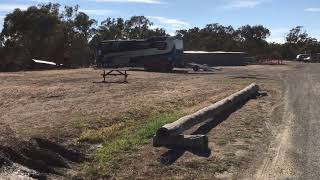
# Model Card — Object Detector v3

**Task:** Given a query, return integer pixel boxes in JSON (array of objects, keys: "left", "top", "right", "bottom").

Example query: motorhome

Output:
[{"left": 96, "top": 36, "right": 184, "bottom": 71}]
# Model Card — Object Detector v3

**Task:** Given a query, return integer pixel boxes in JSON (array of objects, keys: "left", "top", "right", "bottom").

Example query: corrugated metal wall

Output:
[{"left": 183, "top": 52, "right": 250, "bottom": 66}]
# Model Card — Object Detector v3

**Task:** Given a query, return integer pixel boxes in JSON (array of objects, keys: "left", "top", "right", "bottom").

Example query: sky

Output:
[{"left": 0, "top": 0, "right": 320, "bottom": 43}]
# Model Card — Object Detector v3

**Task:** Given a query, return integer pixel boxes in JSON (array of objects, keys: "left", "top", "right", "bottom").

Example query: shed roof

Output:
[{"left": 184, "top": 51, "right": 247, "bottom": 54}]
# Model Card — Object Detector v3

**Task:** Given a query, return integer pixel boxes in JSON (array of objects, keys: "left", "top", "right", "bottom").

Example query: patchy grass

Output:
[
  {"left": 102, "top": 79, "right": 285, "bottom": 180},
  {"left": 0, "top": 64, "right": 291, "bottom": 179},
  {"left": 78, "top": 123, "right": 126, "bottom": 143},
  {"left": 77, "top": 72, "right": 286, "bottom": 179},
  {"left": 82, "top": 111, "right": 183, "bottom": 178}
]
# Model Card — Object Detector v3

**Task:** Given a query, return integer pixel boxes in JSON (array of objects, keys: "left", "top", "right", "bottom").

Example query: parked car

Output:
[{"left": 296, "top": 54, "right": 312, "bottom": 63}]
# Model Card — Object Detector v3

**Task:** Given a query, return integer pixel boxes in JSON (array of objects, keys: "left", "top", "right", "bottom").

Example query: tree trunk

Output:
[{"left": 156, "top": 83, "right": 259, "bottom": 137}]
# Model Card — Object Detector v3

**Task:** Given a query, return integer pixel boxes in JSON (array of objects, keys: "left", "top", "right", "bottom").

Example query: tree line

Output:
[
  {"left": 0, "top": 3, "right": 319, "bottom": 71},
  {"left": 0, "top": 3, "right": 166, "bottom": 71},
  {"left": 177, "top": 25, "right": 320, "bottom": 60}
]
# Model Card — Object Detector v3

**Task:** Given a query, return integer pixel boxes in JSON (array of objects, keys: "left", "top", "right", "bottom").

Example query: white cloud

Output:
[
  {"left": 223, "top": 0, "right": 269, "bottom": 9},
  {"left": 147, "top": 16, "right": 189, "bottom": 36},
  {"left": 95, "top": 0, "right": 165, "bottom": 4},
  {"left": 305, "top": 8, "right": 320, "bottom": 12},
  {"left": 79, "top": 9, "right": 113, "bottom": 16},
  {"left": 267, "top": 37, "right": 285, "bottom": 43},
  {"left": 271, "top": 27, "right": 290, "bottom": 35},
  {"left": 0, "top": 4, "right": 29, "bottom": 12},
  {"left": 147, "top": 16, "right": 189, "bottom": 29},
  {"left": 267, "top": 27, "right": 289, "bottom": 43},
  {"left": 0, "top": 15, "right": 4, "bottom": 26},
  {"left": 149, "top": 24, "right": 161, "bottom": 29}
]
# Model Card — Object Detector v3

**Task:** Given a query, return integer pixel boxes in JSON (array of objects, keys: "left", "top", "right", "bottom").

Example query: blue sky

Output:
[{"left": 0, "top": 0, "right": 320, "bottom": 43}]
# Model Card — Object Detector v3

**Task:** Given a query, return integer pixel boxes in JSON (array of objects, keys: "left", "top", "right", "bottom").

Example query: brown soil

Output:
[
  {"left": 110, "top": 79, "right": 284, "bottom": 179},
  {"left": 0, "top": 64, "right": 290, "bottom": 179},
  {"left": 0, "top": 123, "right": 84, "bottom": 179}
]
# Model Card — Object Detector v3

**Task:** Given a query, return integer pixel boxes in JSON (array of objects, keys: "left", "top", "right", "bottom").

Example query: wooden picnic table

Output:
[{"left": 101, "top": 68, "right": 129, "bottom": 83}]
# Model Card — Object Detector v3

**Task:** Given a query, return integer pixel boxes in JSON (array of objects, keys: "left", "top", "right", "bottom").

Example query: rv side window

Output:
[
  {"left": 100, "top": 42, "right": 113, "bottom": 54},
  {"left": 112, "top": 42, "right": 120, "bottom": 52},
  {"left": 152, "top": 41, "right": 167, "bottom": 50}
]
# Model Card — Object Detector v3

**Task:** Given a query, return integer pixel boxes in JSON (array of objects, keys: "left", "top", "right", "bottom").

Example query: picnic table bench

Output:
[{"left": 101, "top": 68, "right": 129, "bottom": 83}]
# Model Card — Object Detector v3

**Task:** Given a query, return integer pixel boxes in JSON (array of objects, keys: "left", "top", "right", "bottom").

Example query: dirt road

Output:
[{"left": 257, "top": 63, "right": 320, "bottom": 179}]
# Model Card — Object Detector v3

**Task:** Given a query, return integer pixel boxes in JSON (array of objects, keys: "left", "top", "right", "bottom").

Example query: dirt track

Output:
[{"left": 256, "top": 63, "right": 320, "bottom": 179}]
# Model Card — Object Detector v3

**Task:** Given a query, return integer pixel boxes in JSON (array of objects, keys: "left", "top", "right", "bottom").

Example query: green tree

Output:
[
  {"left": 95, "top": 16, "right": 167, "bottom": 41},
  {"left": 284, "top": 26, "right": 316, "bottom": 59},
  {"left": 0, "top": 3, "right": 97, "bottom": 69},
  {"left": 125, "top": 16, "right": 153, "bottom": 39},
  {"left": 176, "top": 27, "right": 204, "bottom": 50},
  {"left": 286, "top": 26, "right": 309, "bottom": 44},
  {"left": 1, "top": 3, "right": 61, "bottom": 69},
  {"left": 74, "top": 12, "right": 97, "bottom": 40},
  {"left": 237, "top": 25, "right": 270, "bottom": 55},
  {"left": 237, "top": 25, "right": 270, "bottom": 42},
  {"left": 200, "top": 23, "right": 237, "bottom": 51},
  {"left": 97, "top": 18, "right": 126, "bottom": 40}
]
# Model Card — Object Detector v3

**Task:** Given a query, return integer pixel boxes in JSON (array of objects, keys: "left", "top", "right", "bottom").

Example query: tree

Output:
[
  {"left": 58, "top": 5, "right": 97, "bottom": 66},
  {"left": 237, "top": 25, "right": 270, "bottom": 55},
  {"left": 200, "top": 23, "right": 237, "bottom": 51},
  {"left": 237, "top": 25, "right": 270, "bottom": 42},
  {"left": 176, "top": 27, "right": 204, "bottom": 50},
  {"left": 2, "top": 2, "right": 320, "bottom": 71},
  {"left": 125, "top": 16, "right": 153, "bottom": 39},
  {"left": 0, "top": 3, "right": 97, "bottom": 69},
  {"left": 97, "top": 18, "right": 126, "bottom": 40},
  {"left": 286, "top": 26, "right": 309, "bottom": 44},
  {"left": 0, "top": 3, "right": 61, "bottom": 69},
  {"left": 284, "top": 26, "right": 319, "bottom": 59},
  {"left": 74, "top": 12, "right": 97, "bottom": 40},
  {"left": 96, "top": 16, "right": 167, "bottom": 41}
]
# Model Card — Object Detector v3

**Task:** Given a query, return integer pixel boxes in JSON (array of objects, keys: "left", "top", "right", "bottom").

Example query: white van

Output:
[{"left": 296, "top": 54, "right": 311, "bottom": 62}]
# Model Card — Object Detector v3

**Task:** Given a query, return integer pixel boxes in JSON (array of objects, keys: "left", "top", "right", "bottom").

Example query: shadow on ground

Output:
[
  {"left": 158, "top": 97, "right": 255, "bottom": 165},
  {"left": 0, "top": 125, "right": 85, "bottom": 179},
  {"left": 93, "top": 81, "right": 129, "bottom": 84}
]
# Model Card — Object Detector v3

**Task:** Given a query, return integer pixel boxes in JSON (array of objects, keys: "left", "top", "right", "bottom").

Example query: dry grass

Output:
[
  {"left": 0, "top": 67, "right": 266, "bottom": 142},
  {"left": 107, "top": 76, "right": 285, "bottom": 179},
  {"left": 0, "top": 64, "right": 290, "bottom": 179}
]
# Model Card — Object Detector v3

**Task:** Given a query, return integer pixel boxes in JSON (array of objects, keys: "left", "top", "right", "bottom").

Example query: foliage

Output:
[
  {"left": 0, "top": 3, "right": 97, "bottom": 69},
  {"left": 94, "top": 16, "right": 167, "bottom": 41},
  {"left": 1, "top": 3, "right": 320, "bottom": 71},
  {"left": 177, "top": 24, "right": 271, "bottom": 56},
  {"left": 286, "top": 26, "right": 309, "bottom": 44},
  {"left": 177, "top": 24, "right": 320, "bottom": 60}
]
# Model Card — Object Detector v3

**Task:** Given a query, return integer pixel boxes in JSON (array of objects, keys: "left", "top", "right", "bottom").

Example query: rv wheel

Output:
[{"left": 193, "top": 66, "right": 199, "bottom": 72}]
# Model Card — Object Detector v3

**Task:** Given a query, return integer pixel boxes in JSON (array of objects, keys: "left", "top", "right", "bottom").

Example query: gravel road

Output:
[{"left": 257, "top": 63, "right": 320, "bottom": 179}]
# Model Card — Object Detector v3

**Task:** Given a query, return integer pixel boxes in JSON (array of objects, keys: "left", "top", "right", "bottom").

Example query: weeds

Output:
[
  {"left": 78, "top": 123, "right": 126, "bottom": 143},
  {"left": 83, "top": 111, "right": 183, "bottom": 177}
]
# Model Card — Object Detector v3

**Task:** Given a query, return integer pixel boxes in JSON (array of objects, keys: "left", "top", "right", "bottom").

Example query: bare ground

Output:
[
  {"left": 0, "top": 64, "right": 290, "bottom": 179},
  {"left": 253, "top": 63, "right": 320, "bottom": 180},
  {"left": 108, "top": 67, "right": 288, "bottom": 179}
]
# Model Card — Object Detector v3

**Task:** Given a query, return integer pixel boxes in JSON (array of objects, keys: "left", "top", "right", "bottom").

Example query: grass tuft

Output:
[
  {"left": 96, "top": 111, "right": 182, "bottom": 163},
  {"left": 78, "top": 123, "right": 126, "bottom": 143},
  {"left": 82, "top": 111, "right": 183, "bottom": 177}
]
